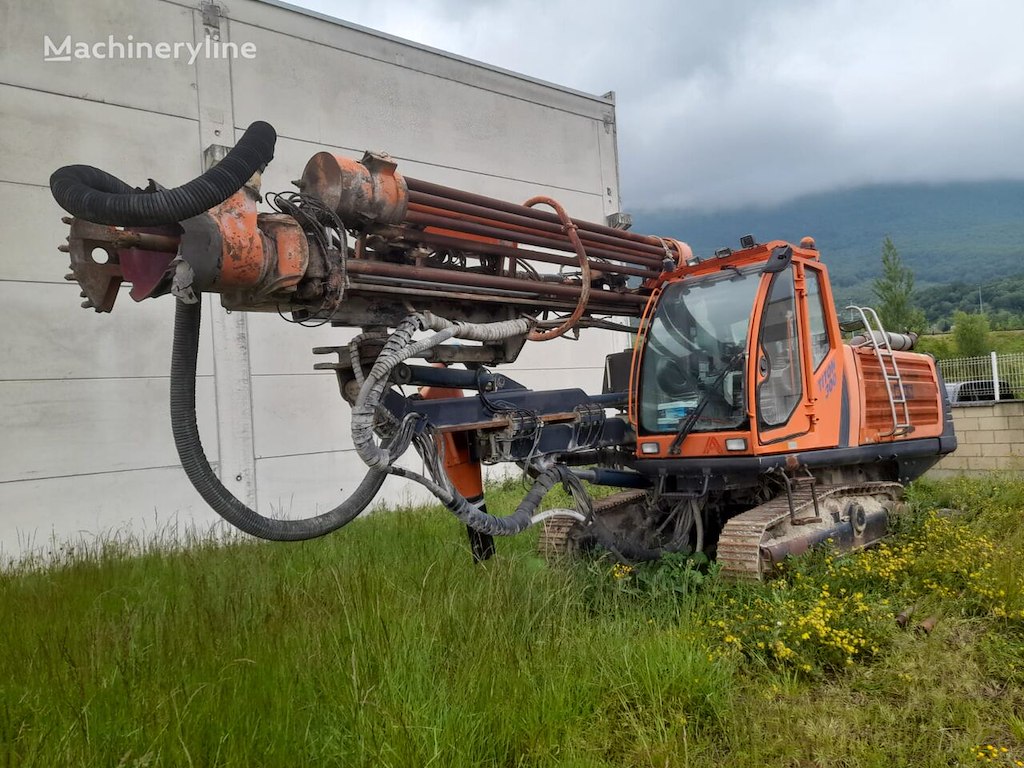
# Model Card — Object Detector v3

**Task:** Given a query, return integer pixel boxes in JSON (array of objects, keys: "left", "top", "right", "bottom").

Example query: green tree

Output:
[
  {"left": 872, "top": 237, "right": 926, "bottom": 333},
  {"left": 952, "top": 310, "right": 991, "bottom": 356},
  {"left": 915, "top": 335, "right": 955, "bottom": 360}
]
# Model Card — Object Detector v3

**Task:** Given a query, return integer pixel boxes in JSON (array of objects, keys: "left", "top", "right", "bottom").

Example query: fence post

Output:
[{"left": 991, "top": 351, "right": 1001, "bottom": 401}]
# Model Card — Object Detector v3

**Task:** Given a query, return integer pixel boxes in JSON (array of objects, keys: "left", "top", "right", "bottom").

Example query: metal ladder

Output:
[{"left": 846, "top": 305, "right": 912, "bottom": 437}]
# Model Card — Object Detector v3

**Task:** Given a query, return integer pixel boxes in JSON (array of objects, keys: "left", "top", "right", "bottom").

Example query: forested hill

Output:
[{"left": 631, "top": 180, "right": 1024, "bottom": 310}]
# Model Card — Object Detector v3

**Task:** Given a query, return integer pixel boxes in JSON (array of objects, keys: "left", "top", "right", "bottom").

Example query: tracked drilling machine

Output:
[{"left": 49, "top": 121, "right": 955, "bottom": 579}]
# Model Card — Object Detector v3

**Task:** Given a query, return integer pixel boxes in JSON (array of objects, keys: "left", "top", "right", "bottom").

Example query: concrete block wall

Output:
[{"left": 929, "top": 401, "right": 1024, "bottom": 477}]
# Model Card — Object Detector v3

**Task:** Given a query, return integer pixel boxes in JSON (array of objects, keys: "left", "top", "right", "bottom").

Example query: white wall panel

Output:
[
  {"left": 375, "top": 152, "right": 607, "bottom": 205},
  {"left": 251, "top": 373, "right": 350, "bottom": 459},
  {"left": 227, "top": 1, "right": 612, "bottom": 118},
  {"left": 0, "top": 465, "right": 226, "bottom": 561},
  {"left": 0, "top": 84, "right": 199, "bottom": 188},
  {"left": 0, "top": 283, "right": 214, "bottom": 380},
  {"left": 0, "top": 0, "right": 199, "bottom": 119},
  {"left": 246, "top": 309, "right": 355, "bottom": 378},
  {"left": 0, "top": 0, "right": 619, "bottom": 559},
  {"left": 229, "top": 21, "right": 605, "bottom": 192},
  {"left": 0, "top": 182, "right": 87, "bottom": 284},
  {"left": 254, "top": 450, "right": 431, "bottom": 519},
  {"left": 511, "top": 329, "right": 628, "bottom": 374},
  {"left": 0, "top": 377, "right": 218, "bottom": 482}
]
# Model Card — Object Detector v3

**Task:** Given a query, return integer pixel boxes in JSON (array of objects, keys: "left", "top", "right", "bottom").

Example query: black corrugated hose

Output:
[
  {"left": 170, "top": 298, "right": 387, "bottom": 540},
  {"left": 50, "top": 121, "right": 277, "bottom": 226}
]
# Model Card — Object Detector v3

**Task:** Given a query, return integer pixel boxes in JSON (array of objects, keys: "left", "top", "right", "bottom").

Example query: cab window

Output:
[
  {"left": 806, "top": 268, "right": 831, "bottom": 369},
  {"left": 638, "top": 268, "right": 760, "bottom": 434},
  {"left": 757, "top": 268, "right": 802, "bottom": 428}
]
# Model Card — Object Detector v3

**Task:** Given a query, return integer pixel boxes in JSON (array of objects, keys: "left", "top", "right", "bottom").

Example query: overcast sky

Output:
[{"left": 292, "top": 0, "right": 1023, "bottom": 212}]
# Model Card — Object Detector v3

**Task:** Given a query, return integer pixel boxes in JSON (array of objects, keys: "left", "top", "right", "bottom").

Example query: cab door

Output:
[{"left": 753, "top": 265, "right": 813, "bottom": 449}]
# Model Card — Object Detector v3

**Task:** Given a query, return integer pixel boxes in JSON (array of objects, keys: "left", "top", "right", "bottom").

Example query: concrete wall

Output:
[
  {"left": 929, "top": 401, "right": 1024, "bottom": 477},
  {"left": 0, "top": 0, "right": 623, "bottom": 557}
]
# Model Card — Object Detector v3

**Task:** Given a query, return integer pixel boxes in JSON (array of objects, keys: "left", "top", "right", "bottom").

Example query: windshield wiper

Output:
[{"left": 667, "top": 352, "right": 745, "bottom": 456}]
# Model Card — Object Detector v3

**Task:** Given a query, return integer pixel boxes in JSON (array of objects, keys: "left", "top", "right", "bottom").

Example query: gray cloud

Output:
[{"left": 297, "top": 0, "right": 1024, "bottom": 211}]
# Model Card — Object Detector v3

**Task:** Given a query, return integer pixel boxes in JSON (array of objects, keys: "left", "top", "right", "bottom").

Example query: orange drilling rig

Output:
[{"left": 50, "top": 121, "right": 955, "bottom": 579}]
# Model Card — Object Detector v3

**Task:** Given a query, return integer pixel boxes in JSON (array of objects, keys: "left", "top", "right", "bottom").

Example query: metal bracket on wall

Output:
[
  {"left": 203, "top": 144, "right": 230, "bottom": 171},
  {"left": 201, "top": 2, "right": 222, "bottom": 36}
]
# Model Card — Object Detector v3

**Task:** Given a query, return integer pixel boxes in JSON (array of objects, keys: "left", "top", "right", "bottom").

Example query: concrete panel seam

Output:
[
  {"left": 0, "top": 81, "right": 201, "bottom": 127},
  {"left": 192, "top": 6, "right": 259, "bottom": 509},
  {"left": 255, "top": 447, "right": 359, "bottom": 461},
  {"left": 0, "top": 179, "right": 48, "bottom": 191},
  {"left": 250, "top": 371, "right": 337, "bottom": 378},
  {"left": 0, "top": 463, "right": 199, "bottom": 486}
]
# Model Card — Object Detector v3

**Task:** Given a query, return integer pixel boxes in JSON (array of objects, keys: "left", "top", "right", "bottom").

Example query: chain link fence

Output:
[{"left": 938, "top": 352, "right": 1024, "bottom": 404}]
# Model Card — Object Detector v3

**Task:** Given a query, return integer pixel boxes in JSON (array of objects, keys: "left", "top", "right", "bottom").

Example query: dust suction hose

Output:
[
  {"left": 170, "top": 298, "right": 387, "bottom": 541},
  {"left": 49, "top": 121, "right": 277, "bottom": 226}
]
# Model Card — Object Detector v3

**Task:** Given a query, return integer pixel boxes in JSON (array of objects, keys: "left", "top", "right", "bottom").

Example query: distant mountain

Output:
[{"left": 631, "top": 181, "right": 1024, "bottom": 307}]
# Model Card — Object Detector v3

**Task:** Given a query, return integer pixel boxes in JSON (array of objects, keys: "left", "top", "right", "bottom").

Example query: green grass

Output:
[{"left": 3, "top": 476, "right": 1024, "bottom": 767}]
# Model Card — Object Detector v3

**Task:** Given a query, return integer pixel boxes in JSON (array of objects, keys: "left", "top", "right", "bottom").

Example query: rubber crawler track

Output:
[
  {"left": 717, "top": 481, "right": 903, "bottom": 581},
  {"left": 537, "top": 489, "right": 647, "bottom": 559}
]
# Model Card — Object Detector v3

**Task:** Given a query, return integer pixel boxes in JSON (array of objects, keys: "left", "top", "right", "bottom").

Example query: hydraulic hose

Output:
[
  {"left": 170, "top": 298, "right": 387, "bottom": 541},
  {"left": 50, "top": 121, "right": 277, "bottom": 226},
  {"left": 350, "top": 312, "right": 533, "bottom": 472},
  {"left": 589, "top": 525, "right": 664, "bottom": 562},
  {"left": 439, "top": 465, "right": 564, "bottom": 537},
  {"left": 346, "top": 309, "right": 557, "bottom": 536}
]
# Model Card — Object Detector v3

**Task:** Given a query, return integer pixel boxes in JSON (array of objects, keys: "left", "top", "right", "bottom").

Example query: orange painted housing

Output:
[
  {"left": 210, "top": 186, "right": 265, "bottom": 291},
  {"left": 299, "top": 151, "right": 409, "bottom": 226},
  {"left": 419, "top": 380, "right": 485, "bottom": 500},
  {"left": 850, "top": 348, "right": 943, "bottom": 445}
]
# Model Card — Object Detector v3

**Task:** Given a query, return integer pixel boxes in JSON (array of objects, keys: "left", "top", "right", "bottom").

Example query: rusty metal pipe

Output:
[
  {"left": 405, "top": 223, "right": 662, "bottom": 278},
  {"left": 406, "top": 204, "right": 664, "bottom": 269},
  {"left": 522, "top": 194, "right": 592, "bottom": 341},
  {"left": 298, "top": 152, "right": 673, "bottom": 260},
  {"left": 401, "top": 215, "right": 659, "bottom": 279},
  {"left": 399, "top": 227, "right": 659, "bottom": 279},
  {"left": 407, "top": 190, "right": 668, "bottom": 263},
  {"left": 348, "top": 277, "right": 636, "bottom": 316},
  {"left": 406, "top": 177, "right": 682, "bottom": 253},
  {"left": 344, "top": 259, "right": 646, "bottom": 307}
]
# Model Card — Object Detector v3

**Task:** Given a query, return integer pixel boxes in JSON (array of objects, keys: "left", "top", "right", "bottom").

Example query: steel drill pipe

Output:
[
  {"left": 405, "top": 203, "right": 664, "bottom": 270},
  {"left": 343, "top": 259, "right": 646, "bottom": 308},
  {"left": 405, "top": 177, "right": 690, "bottom": 260},
  {"left": 403, "top": 210, "right": 660, "bottom": 279},
  {"left": 407, "top": 190, "right": 669, "bottom": 263}
]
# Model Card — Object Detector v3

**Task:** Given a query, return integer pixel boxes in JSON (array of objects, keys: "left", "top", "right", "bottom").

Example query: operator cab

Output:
[{"left": 629, "top": 239, "right": 844, "bottom": 463}]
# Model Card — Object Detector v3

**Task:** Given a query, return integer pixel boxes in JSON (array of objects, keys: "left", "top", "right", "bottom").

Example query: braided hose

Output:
[
  {"left": 349, "top": 312, "right": 576, "bottom": 536},
  {"left": 351, "top": 313, "right": 533, "bottom": 472},
  {"left": 436, "top": 462, "right": 567, "bottom": 537}
]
